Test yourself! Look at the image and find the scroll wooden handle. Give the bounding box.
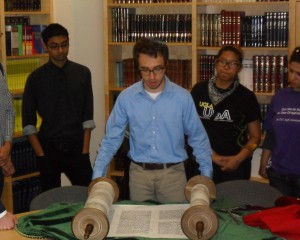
[196,221,204,239]
[84,223,94,239]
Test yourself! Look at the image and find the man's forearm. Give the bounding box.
[27,134,44,156]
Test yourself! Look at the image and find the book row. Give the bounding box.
[11,137,39,177]
[200,11,288,47]
[115,58,192,89]
[4,0,41,11]
[198,54,288,93]
[111,8,191,42]
[198,55,215,82]
[260,104,269,134]
[113,0,192,3]
[13,177,42,214]
[198,56,257,90]
[5,16,30,26]
[165,59,192,89]
[13,98,42,134]
[112,0,287,3]
[6,58,40,92]
[115,54,288,93]
[253,55,288,93]
[202,0,288,2]
[5,23,47,56]
[116,58,139,88]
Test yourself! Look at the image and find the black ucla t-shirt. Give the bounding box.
[191,81,261,156]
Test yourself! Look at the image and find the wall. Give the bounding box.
[53,0,104,185]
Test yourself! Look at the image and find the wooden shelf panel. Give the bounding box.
[5,172,40,183]
[197,1,289,6]
[108,2,192,7]
[6,54,48,60]
[197,47,289,51]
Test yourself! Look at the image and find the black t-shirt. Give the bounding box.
[191,81,261,156]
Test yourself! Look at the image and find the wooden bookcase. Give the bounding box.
[296,0,300,46]
[103,0,298,181]
[0,0,53,213]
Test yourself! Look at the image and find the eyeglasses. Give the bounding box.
[216,59,240,70]
[47,42,69,51]
[139,66,165,75]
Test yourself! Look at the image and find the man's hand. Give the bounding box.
[0,212,18,230]
[2,160,15,177]
[212,152,241,172]
[219,156,241,172]
[0,142,12,167]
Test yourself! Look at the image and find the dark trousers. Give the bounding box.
[36,149,92,192]
[268,167,300,198]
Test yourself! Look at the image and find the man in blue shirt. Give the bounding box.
[93,37,212,203]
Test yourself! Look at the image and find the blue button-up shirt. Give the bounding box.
[93,77,212,179]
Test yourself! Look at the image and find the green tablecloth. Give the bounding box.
[16,199,282,240]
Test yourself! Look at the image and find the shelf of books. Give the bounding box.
[0,0,53,213]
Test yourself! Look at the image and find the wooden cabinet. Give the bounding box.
[103,0,297,181]
[0,0,53,213]
[296,1,300,46]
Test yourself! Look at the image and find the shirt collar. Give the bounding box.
[47,59,70,71]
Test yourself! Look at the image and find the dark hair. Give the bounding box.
[133,37,169,69]
[289,47,300,64]
[216,45,244,64]
[42,23,69,44]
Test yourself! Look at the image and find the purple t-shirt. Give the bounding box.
[264,87,300,176]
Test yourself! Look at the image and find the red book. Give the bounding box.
[23,25,34,55]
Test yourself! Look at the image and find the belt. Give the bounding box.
[132,161,181,170]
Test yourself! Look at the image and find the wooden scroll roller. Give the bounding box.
[72,177,119,240]
[181,175,218,240]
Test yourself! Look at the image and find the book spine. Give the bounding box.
[221,10,226,46]
[270,55,277,93]
[259,55,265,92]
[263,56,271,93]
[252,55,259,93]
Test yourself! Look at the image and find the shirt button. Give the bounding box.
[153,146,156,150]
[153,131,156,134]
[153,116,155,120]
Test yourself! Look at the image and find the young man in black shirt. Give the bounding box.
[22,23,96,192]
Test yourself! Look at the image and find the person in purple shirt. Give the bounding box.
[259,47,300,197]
[93,37,212,203]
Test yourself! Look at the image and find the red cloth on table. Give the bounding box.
[243,204,300,240]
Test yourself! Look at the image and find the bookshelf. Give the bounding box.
[103,0,298,184]
[0,0,53,213]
